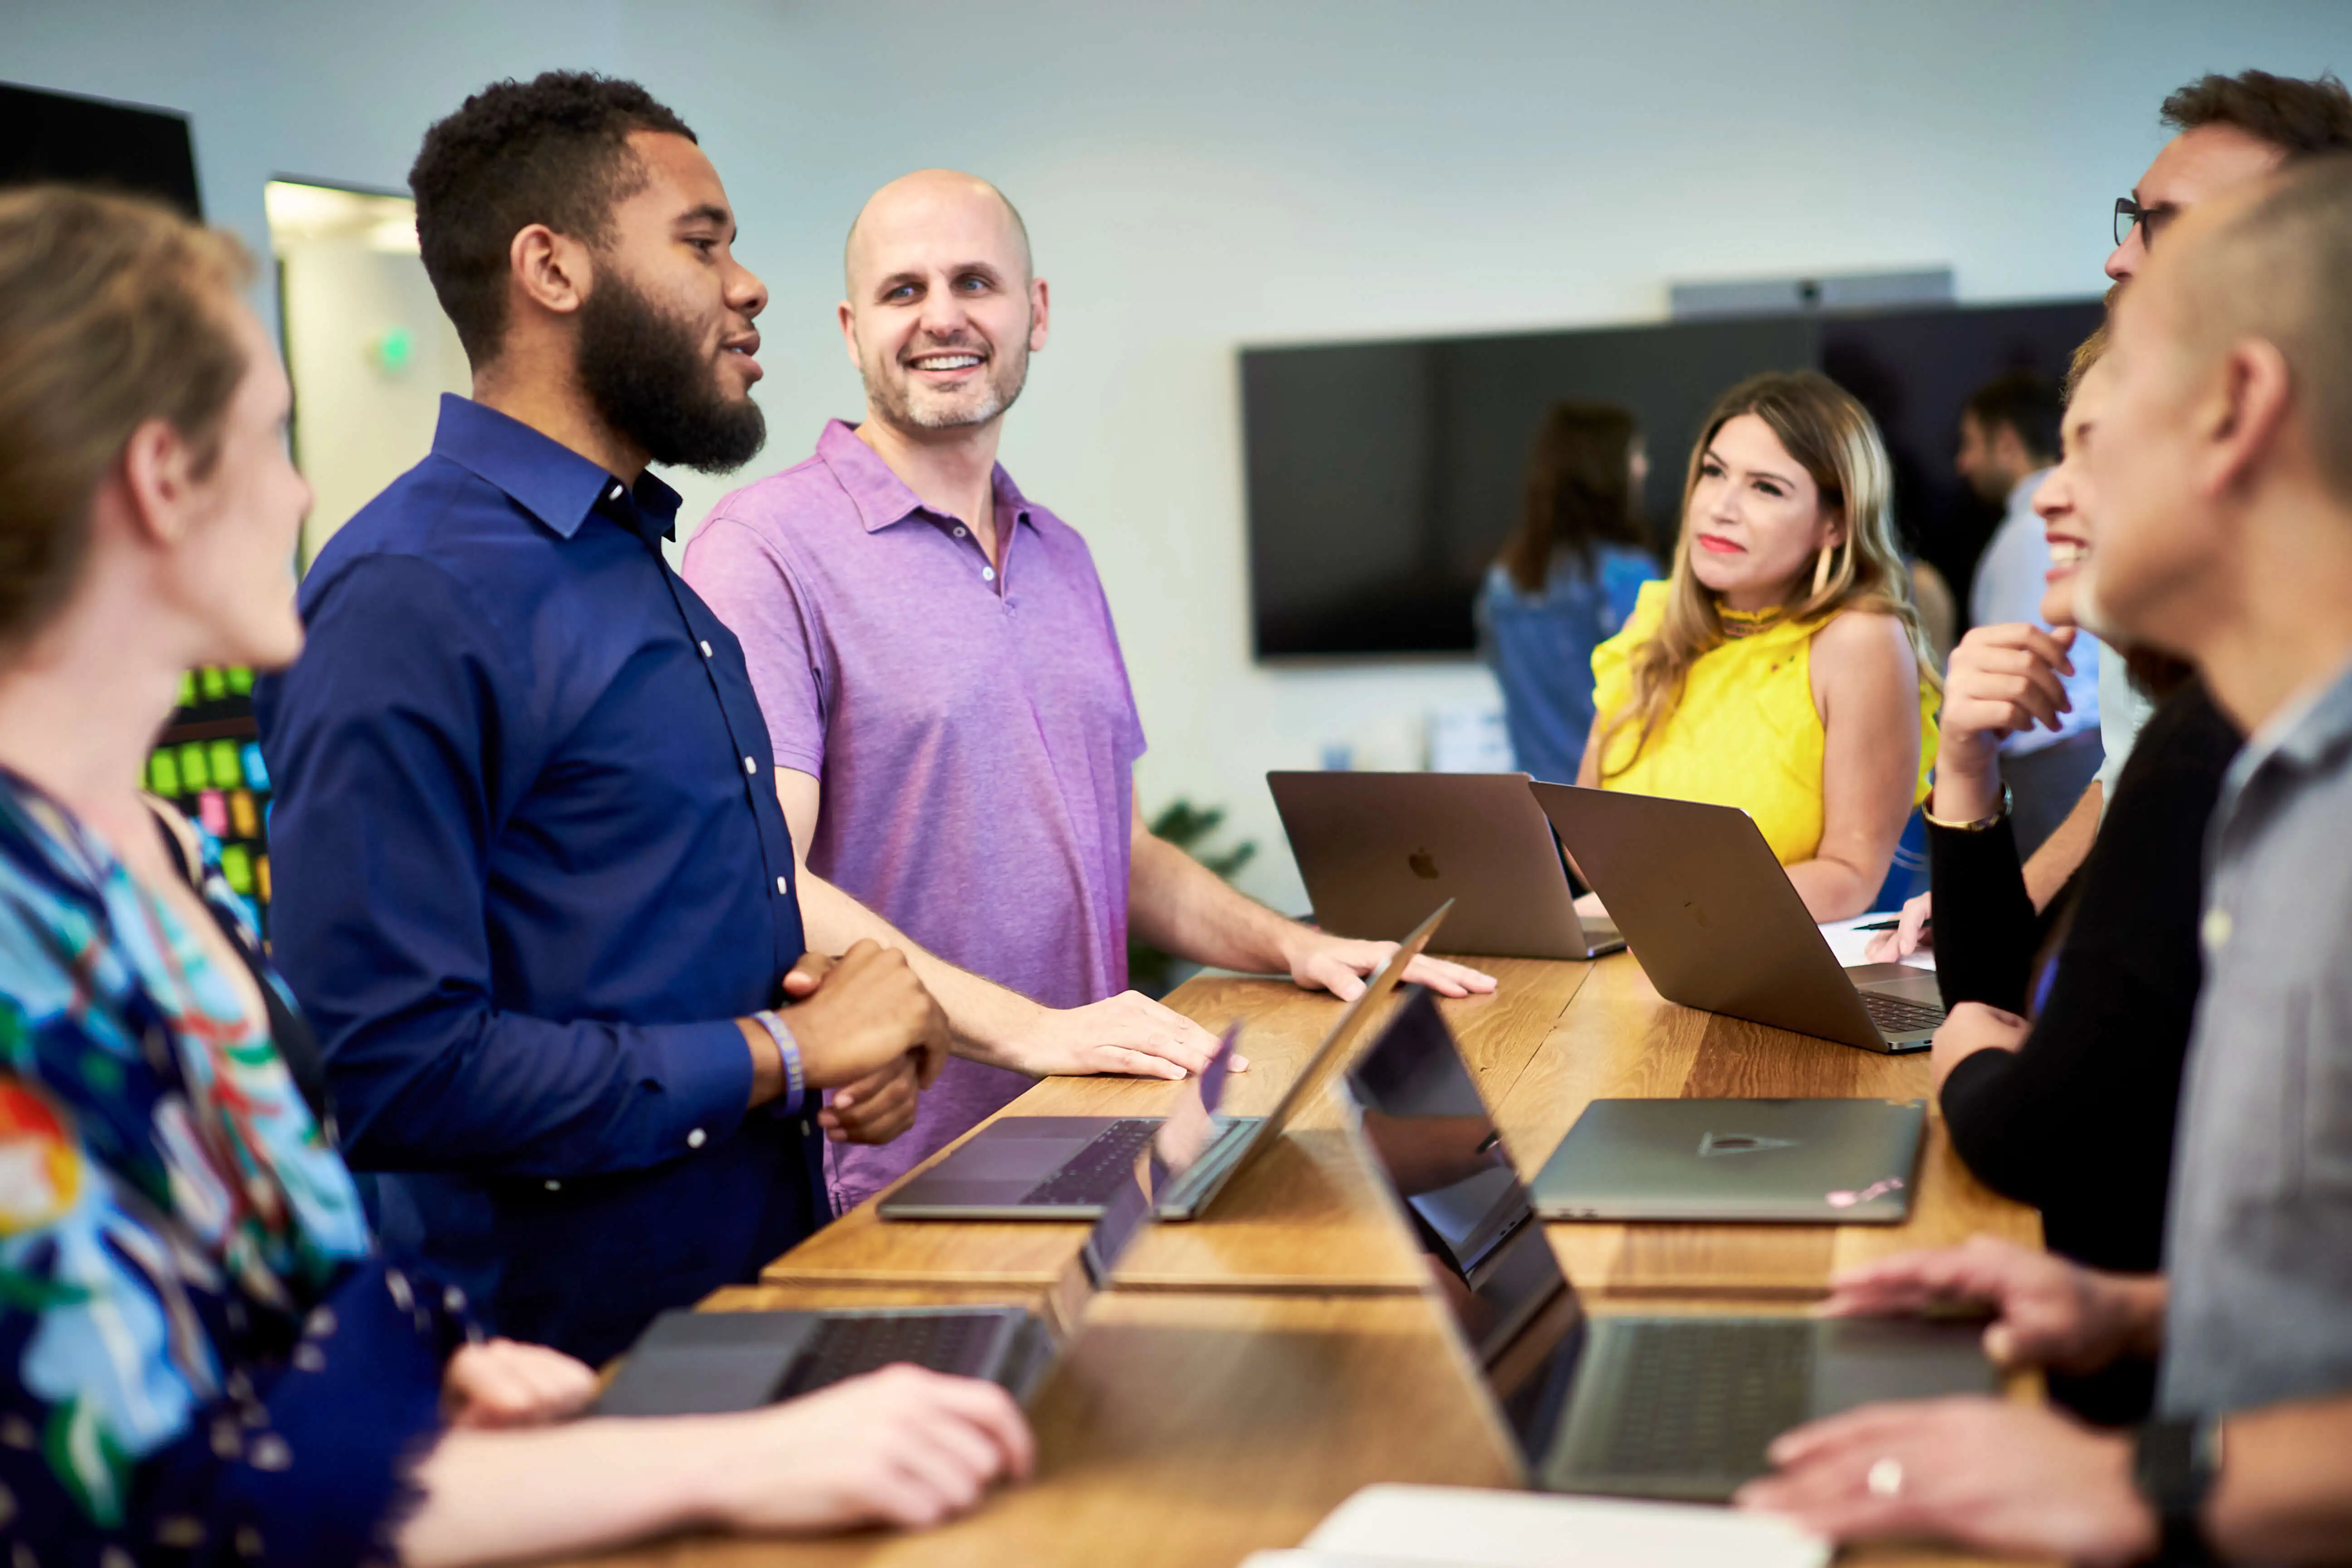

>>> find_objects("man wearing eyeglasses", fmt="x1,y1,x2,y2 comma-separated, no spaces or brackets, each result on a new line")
1873,71,2352,968
2041,73,2352,894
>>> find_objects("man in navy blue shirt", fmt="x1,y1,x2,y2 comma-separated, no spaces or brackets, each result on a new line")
258,73,948,1365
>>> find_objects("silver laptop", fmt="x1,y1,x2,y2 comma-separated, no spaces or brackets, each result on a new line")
1340,987,1993,1500
1269,771,1623,960
595,1039,1211,1417
1530,1098,1926,1222
877,903,1448,1221
1529,782,1945,1053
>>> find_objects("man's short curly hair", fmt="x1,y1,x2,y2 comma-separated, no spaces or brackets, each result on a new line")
409,71,695,364
2161,69,2352,162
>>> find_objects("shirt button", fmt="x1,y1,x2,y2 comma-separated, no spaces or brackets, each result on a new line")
775,875,789,895
544,1179,562,1192
699,640,713,658
801,1119,813,1137
744,756,758,775
2201,906,2233,951
686,1128,707,1149
981,565,997,583
607,483,624,503
953,525,967,538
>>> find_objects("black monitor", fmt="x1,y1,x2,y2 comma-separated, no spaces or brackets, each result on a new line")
0,81,202,216
1241,299,2101,658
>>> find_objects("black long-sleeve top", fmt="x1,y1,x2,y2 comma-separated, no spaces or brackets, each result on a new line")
1932,679,2241,1275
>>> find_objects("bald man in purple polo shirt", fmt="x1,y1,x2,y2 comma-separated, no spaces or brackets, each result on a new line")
683,170,1494,1211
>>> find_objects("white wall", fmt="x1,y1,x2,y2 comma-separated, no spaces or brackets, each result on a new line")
280,235,471,563
10,0,2349,911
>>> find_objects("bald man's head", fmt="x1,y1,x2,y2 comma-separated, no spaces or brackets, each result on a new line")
844,169,1032,293
837,169,1049,438
2151,152,2352,502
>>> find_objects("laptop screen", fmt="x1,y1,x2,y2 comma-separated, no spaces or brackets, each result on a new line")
1078,1026,1240,1286
1343,987,1587,1465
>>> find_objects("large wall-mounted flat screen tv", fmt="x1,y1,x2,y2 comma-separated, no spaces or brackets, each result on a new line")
0,81,201,215
1242,299,2101,660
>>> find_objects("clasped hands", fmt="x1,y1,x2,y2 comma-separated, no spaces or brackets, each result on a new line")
1735,1236,2168,1563
775,941,949,1144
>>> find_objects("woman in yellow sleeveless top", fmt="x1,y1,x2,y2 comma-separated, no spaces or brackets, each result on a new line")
1575,371,1940,921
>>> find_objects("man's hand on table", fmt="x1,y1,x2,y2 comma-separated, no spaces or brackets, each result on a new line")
1280,927,1498,1003
1735,1396,2156,1564
1015,990,1249,1080
769,943,948,1143
1817,1235,2166,1375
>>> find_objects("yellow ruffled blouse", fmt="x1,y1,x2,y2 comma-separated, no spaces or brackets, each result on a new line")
1588,581,1939,867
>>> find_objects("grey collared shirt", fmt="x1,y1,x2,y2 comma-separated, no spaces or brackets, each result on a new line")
2161,654,2352,1415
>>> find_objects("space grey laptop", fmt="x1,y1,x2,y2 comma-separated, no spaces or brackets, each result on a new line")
1269,771,1623,960
595,1048,1200,1417
1530,1098,1927,1223
1529,782,1945,1053
877,903,1448,1222
1340,988,1993,1500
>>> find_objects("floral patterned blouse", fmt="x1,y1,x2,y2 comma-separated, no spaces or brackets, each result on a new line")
0,771,470,1566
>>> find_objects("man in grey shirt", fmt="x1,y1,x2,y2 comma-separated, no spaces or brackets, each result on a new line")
1735,157,2352,1564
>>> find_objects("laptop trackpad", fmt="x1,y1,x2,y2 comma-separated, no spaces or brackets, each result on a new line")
1809,1317,1996,1417
951,1119,1109,1175
595,1310,817,1416
1844,964,1943,1006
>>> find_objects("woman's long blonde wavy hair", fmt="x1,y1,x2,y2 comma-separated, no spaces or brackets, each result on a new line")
1597,370,1940,779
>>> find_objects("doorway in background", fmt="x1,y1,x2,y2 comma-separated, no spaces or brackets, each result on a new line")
265,179,468,567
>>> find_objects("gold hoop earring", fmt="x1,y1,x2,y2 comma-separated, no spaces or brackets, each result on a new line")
1812,542,1835,598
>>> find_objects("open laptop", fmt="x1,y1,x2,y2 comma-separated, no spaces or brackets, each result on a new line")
594,1034,1230,1417
1269,771,1623,960
877,902,1449,1221
1529,1097,1926,1223
1340,987,1993,1500
1529,782,1945,1053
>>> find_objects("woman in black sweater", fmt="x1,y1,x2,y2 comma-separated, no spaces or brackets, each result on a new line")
1889,345,2242,1421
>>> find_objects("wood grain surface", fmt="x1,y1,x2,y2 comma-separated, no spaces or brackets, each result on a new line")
765,958,1588,1295
568,940,2052,1568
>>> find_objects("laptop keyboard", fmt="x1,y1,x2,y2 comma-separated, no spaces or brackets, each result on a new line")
1861,992,1947,1034
1588,1320,1813,1480
1022,1118,1161,1206
774,1312,1007,1400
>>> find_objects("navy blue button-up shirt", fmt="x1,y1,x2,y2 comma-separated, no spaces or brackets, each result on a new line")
256,395,822,1365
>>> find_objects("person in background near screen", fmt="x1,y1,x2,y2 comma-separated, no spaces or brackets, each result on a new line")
1740,156,2352,1567
681,169,1494,1214
1918,326,2241,1426
1574,371,1939,923
1954,368,2103,858
1476,400,1657,784
255,74,953,1367
0,185,1027,1568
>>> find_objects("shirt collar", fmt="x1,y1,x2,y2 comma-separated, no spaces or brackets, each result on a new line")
2009,467,2055,514
814,418,1034,537
2214,647,2352,834
431,394,683,542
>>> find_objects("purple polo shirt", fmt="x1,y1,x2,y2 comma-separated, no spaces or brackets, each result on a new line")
682,420,1147,1212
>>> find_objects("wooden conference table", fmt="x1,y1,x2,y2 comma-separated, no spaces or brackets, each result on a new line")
567,950,2046,1568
